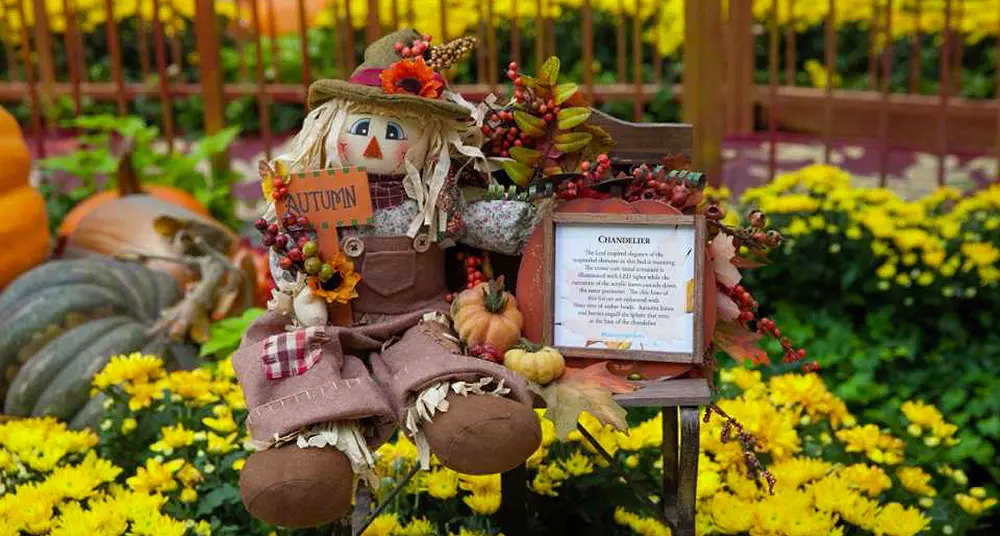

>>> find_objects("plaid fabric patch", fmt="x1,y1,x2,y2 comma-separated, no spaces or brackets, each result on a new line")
261,327,325,380
368,174,408,211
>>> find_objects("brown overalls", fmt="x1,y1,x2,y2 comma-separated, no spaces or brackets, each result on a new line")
232,234,533,450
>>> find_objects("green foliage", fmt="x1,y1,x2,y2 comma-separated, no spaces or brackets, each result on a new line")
36,114,242,233
199,308,265,360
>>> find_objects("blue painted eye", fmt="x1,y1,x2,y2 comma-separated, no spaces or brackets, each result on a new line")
349,118,371,136
385,121,406,141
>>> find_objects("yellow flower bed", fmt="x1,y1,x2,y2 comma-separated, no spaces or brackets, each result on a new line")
0,418,197,536
1,352,995,535
738,164,1000,292
367,365,995,535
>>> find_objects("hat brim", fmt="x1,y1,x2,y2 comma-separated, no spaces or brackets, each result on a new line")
308,79,471,120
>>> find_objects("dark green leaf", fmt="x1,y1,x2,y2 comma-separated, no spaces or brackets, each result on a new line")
196,484,243,516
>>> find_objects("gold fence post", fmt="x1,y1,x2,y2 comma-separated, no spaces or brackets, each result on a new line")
194,0,230,172
683,0,725,186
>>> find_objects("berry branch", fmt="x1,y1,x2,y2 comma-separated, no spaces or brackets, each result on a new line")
704,402,777,494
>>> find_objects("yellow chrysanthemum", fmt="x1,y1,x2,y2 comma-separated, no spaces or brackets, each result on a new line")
835,425,905,465
463,491,502,515
361,514,400,536
425,468,458,500
560,451,595,477
126,458,185,494
150,423,197,453
92,353,165,390
874,503,930,536
397,517,435,536
897,467,936,497
955,493,999,516
839,464,892,497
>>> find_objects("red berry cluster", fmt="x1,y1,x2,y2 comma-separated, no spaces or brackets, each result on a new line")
270,176,290,201
554,154,612,200
254,214,339,284
718,281,814,371
467,343,502,363
756,317,813,369
621,164,696,207
481,108,531,159
481,63,561,159
726,284,759,325
511,62,560,123
445,252,487,304
393,34,432,59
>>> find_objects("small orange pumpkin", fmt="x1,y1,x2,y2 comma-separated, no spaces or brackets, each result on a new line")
0,106,50,289
451,278,524,353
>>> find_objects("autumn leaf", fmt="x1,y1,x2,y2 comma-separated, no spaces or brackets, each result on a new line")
557,107,591,130
509,146,542,166
553,132,593,153
732,256,769,269
532,361,637,439
501,160,534,187
540,56,561,85
554,82,580,105
710,235,742,288
713,321,770,365
577,124,616,162
558,361,637,394
513,110,547,138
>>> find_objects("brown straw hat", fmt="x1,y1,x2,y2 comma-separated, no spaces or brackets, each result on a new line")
307,28,471,119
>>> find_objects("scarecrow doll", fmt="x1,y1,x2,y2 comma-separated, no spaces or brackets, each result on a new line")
233,29,542,528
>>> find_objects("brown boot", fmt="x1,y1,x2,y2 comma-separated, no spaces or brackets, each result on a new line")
421,393,541,474
239,444,355,528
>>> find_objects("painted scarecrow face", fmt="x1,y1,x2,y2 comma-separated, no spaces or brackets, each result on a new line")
332,111,430,175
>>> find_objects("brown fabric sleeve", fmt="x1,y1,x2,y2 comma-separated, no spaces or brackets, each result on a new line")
232,311,399,444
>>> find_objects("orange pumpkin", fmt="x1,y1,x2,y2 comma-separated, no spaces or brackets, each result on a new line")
58,186,208,238
451,278,524,353
516,197,717,381
0,106,50,289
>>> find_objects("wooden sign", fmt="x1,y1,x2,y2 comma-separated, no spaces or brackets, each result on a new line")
274,167,375,257
541,212,706,363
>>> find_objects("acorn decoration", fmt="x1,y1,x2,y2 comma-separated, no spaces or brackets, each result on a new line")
428,36,479,71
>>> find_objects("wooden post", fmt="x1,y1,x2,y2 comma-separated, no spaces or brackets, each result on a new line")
366,0,380,43
661,406,680,520
194,0,230,172
677,407,701,536
498,465,528,534
725,0,754,135
30,0,55,131
683,0,725,185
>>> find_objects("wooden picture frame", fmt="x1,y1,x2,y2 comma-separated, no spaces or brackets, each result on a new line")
540,212,706,364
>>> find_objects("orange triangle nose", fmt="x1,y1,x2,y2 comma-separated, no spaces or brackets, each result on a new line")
363,137,383,159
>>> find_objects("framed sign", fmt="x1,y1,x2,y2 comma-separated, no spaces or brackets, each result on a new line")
541,213,706,363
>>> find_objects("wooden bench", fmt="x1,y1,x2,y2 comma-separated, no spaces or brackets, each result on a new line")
347,110,710,536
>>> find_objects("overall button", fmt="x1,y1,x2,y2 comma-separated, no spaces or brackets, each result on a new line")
412,233,431,253
342,237,365,257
